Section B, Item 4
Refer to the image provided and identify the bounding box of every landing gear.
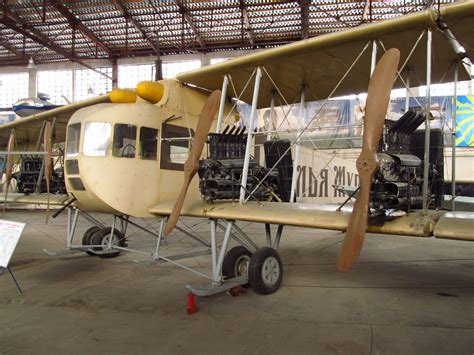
[82,226,100,256]
[222,246,252,279]
[184,220,285,297]
[90,227,126,258]
[248,247,283,295]
[82,226,100,246]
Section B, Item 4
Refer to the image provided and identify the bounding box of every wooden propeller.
[163,90,222,236]
[3,129,15,213]
[44,121,52,224]
[337,48,400,272]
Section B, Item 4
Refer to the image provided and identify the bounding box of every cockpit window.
[66,123,81,157]
[160,123,194,171]
[140,127,158,160]
[83,122,111,157]
[113,124,137,158]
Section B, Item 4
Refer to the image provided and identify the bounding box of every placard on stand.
[0,219,26,293]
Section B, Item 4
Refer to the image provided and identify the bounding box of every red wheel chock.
[186,292,198,315]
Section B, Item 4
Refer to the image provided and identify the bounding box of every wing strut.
[44,121,52,223]
[3,129,15,213]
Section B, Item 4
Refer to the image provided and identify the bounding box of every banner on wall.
[456,96,474,147]
[295,146,358,204]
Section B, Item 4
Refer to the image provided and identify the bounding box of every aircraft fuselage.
[63,79,229,217]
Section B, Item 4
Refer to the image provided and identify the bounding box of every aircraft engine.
[371,109,444,211]
[13,156,66,194]
[372,152,423,209]
[198,129,292,202]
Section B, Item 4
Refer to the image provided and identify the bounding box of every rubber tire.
[222,246,252,279]
[98,250,121,259]
[248,247,283,295]
[82,226,101,245]
[82,226,101,256]
[90,228,126,258]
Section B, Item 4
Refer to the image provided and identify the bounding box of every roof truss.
[0,0,459,66]
[48,0,114,57]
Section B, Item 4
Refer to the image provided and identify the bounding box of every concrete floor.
[0,210,473,355]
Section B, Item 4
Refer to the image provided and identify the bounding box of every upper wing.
[149,199,474,242]
[177,2,474,108]
[0,95,109,148]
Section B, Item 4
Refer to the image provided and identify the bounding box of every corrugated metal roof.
[0,0,457,66]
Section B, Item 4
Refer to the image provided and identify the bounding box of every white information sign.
[0,220,26,268]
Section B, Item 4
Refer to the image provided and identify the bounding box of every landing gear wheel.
[222,246,252,279]
[82,226,101,256]
[248,247,283,295]
[90,227,126,258]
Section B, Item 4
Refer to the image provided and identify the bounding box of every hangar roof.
[0,0,456,67]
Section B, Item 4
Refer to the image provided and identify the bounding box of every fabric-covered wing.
[150,199,474,242]
[2,193,70,206]
[177,2,474,108]
[0,95,109,148]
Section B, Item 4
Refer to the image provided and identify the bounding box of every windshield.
[83,122,111,156]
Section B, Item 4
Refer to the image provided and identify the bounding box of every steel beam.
[362,0,372,23]
[240,1,256,46]
[0,36,25,59]
[299,0,310,39]
[112,0,158,52]
[49,1,113,56]
[175,0,206,50]
[0,6,113,78]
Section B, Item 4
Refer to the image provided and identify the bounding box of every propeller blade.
[44,121,52,224]
[164,90,222,235]
[337,48,400,272]
[3,129,15,213]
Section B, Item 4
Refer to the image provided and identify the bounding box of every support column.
[216,74,229,133]
[155,34,163,81]
[239,67,262,204]
[71,64,76,102]
[200,53,210,67]
[112,59,118,89]
[290,88,306,203]
[422,29,432,211]
[27,68,37,98]
[451,61,458,211]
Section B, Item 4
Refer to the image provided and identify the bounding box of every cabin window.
[66,123,81,156]
[160,123,194,171]
[140,127,158,160]
[113,124,137,158]
[83,122,111,157]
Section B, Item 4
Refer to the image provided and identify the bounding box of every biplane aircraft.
[1,2,473,296]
